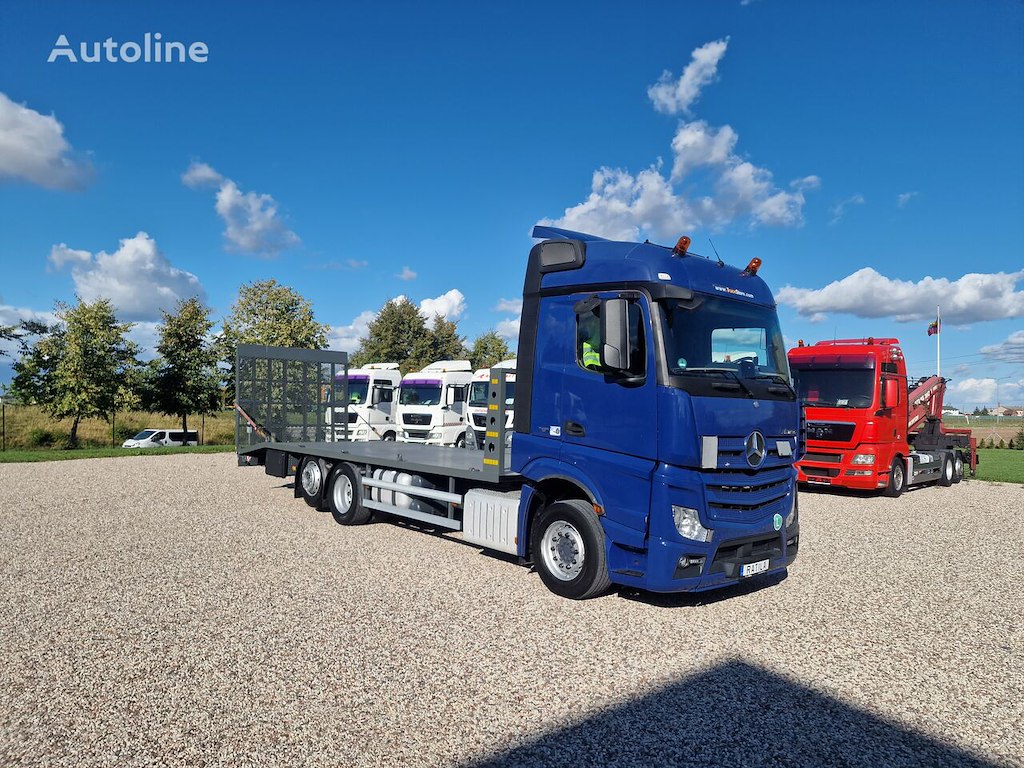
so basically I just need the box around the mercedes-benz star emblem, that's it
[745,431,767,468]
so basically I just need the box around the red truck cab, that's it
[788,338,975,496]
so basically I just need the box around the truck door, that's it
[560,291,658,533]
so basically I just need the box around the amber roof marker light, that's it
[741,257,762,276]
[672,236,691,256]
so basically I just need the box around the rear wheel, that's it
[884,457,905,498]
[952,453,964,484]
[298,457,326,507]
[327,463,370,525]
[530,499,611,600]
[938,453,955,487]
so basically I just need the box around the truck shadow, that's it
[617,570,788,607]
[463,659,996,768]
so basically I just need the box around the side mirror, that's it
[601,298,632,372]
[882,378,899,409]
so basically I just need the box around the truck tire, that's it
[952,453,964,484]
[298,457,326,507]
[327,463,371,525]
[382,431,396,442]
[530,499,611,600]
[938,453,955,487]
[454,434,466,449]
[884,457,906,498]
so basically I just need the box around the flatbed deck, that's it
[241,440,519,481]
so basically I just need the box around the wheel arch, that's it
[516,467,602,561]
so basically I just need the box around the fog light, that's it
[852,453,875,465]
[678,555,706,570]
[845,469,872,476]
[672,505,711,542]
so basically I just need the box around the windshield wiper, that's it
[753,373,796,397]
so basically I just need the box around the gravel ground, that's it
[0,453,1021,767]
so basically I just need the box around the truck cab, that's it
[465,359,516,450]
[396,360,472,446]
[512,227,801,594]
[327,363,402,441]
[788,338,974,495]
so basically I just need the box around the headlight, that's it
[428,429,442,439]
[852,453,875,465]
[785,493,798,528]
[672,505,711,542]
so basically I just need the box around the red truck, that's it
[788,338,977,496]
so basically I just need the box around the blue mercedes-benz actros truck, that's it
[237,226,801,599]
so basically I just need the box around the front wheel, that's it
[884,457,906,498]
[454,434,466,449]
[381,431,396,442]
[327,463,371,525]
[530,499,611,600]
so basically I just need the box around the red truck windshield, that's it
[791,365,875,408]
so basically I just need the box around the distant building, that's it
[942,407,961,416]
[993,405,1023,417]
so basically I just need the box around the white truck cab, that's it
[122,428,199,448]
[328,363,402,442]
[465,359,516,449]
[396,360,472,446]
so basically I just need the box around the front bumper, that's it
[609,523,800,593]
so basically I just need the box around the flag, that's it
[927,319,940,336]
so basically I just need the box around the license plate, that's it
[740,559,770,578]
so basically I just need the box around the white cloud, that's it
[494,298,523,341]
[0,92,93,190]
[828,194,865,225]
[897,191,918,208]
[947,377,1024,407]
[126,321,162,360]
[0,302,58,357]
[182,160,299,257]
[397,266,417,281]
[647,38,729,115]
[495,298,522,314]
[777,269,1024,324]
[47,243,91,271]
[327,310,377,354]
[181,161,224,188]
[981,330,1024,363]
[541,41,817,240]
[419,289,466,321]
[496,317,521,341]
[48,232,206,322]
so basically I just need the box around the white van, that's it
[121,428,199,448]
[396,360,473,446]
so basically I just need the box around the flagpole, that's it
[936,305,941,379]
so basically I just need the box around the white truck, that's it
[396,360,473,446]
[327,363,402,441]
[465,359,516,450]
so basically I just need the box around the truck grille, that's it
[472,414,487,428]
[803,452,841,463]
[702,467,792,520]
[806,422,855,442]
[404,429,430,440]
[403,414,431,426]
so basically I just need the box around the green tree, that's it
[468,331,514,371]
[350,298,427,372]
[11,298,140,446]
[217,279,329,384]
[145,298,220,437]
[407,314,467,374]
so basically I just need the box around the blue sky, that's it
[1,0,1022,407]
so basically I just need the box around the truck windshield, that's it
[400,384,442,406]
[468,380,516,408]
[658,295,792,398]
[343,380,370,404]
[791,367,875,408]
